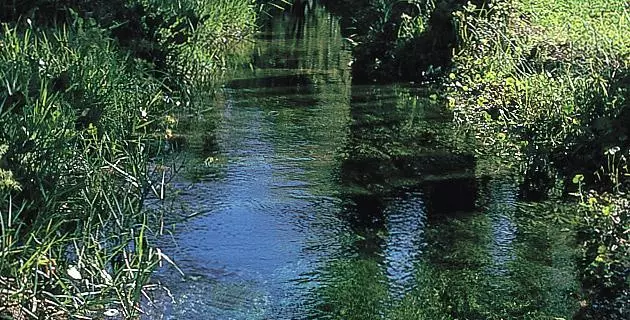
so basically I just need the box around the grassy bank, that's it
[447,0,628,317]
[0,1,256,318]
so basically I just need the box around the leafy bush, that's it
[323,0,439,82]
[575,190,630,319]
[448,0,628,184]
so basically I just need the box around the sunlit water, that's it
[144,2,577,319]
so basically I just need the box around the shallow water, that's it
[145,3,578,319]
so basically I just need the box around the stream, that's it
[144,2,578,319]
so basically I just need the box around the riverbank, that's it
[447,0,629,318]
[0,1,257,318]
[319,0,627,318]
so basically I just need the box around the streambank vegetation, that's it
[326,0,628,318]
[447,1,628,318]
[0,0,257,318]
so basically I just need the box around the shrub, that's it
[575,190,630,319]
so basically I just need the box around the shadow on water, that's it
[145,1,579,319]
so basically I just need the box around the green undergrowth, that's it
[448,0,628,181]
[0,1,257,318]
[163,0,257,82]
[447,0,629,317]
[573,190,630,319]
[326,0,441,82]
[1,0,257,82]
[0,21,167,319]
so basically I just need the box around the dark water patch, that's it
[231,92,322,109]
[227,74,314,90]
[340,152,476,198]
[251,55,307,70]
[423,176,478,216]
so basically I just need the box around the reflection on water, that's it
[484,180,518,276]
[147,1,578,319]
[147,4,352,319]
[383,192,427,300]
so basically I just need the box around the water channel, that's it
[145,2,579,319]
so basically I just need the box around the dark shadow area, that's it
[321,0,491,83]
[338,84,478,260]
[423,177,478,216]
[555,70,630,194]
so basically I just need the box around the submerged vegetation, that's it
[446,0,628,317]
[318,203,579,320]
[0,0,257,318]
[1,0,628,318]
[320,0,628,318]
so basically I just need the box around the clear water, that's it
[144,3,578,319]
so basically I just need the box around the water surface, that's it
[146,3,578,319]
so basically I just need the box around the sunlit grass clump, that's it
[0,21,171,318]
[448,0,628,179]
[518,0,629,58]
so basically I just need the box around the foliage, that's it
[448,0,628,187]
[0,0,257,318]
[165,0,257,82]
[0,21,166,318]
[323,0,505,82]
[323,0,440,82]
[572,148,630,318]
[575,191,630,319]
[1,0,257,82]
[447,0,629,317]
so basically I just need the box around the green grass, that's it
[448,0,629,317]
[0,1,257,318]
[518,0,629,58]
[0,21,165,318]
[448,0,628,169]
[164,0,258,82]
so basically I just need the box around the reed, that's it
[0,0,258,318]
